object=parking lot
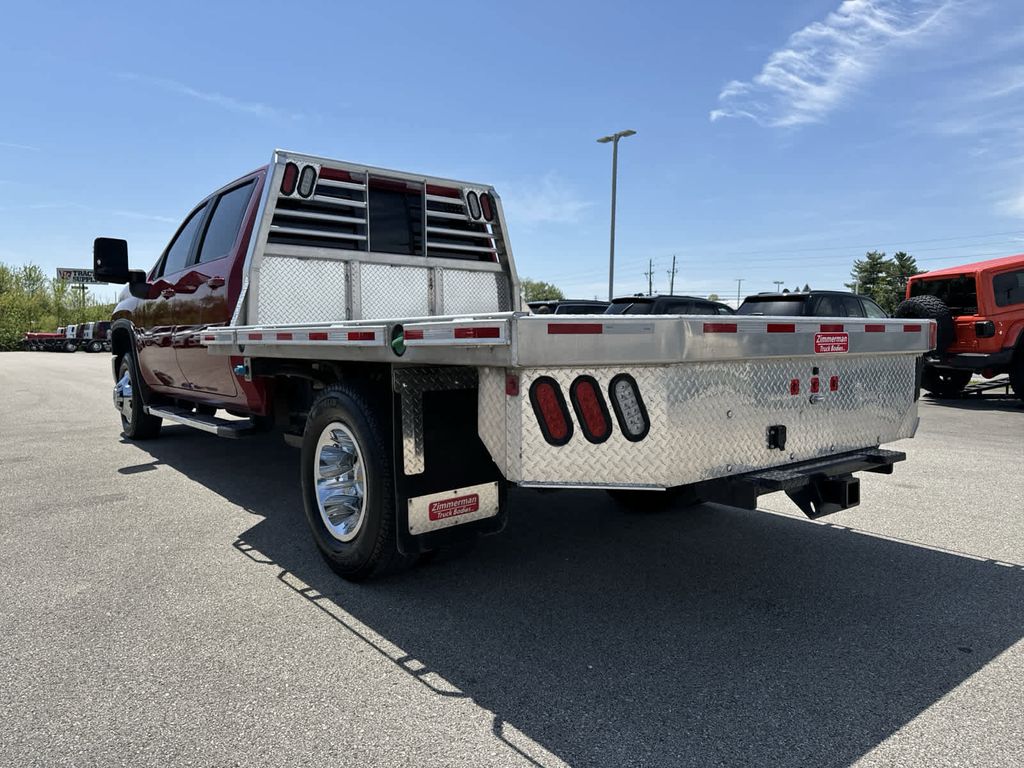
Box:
[1,351,1022,767]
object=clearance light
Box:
[570,376,612,444]
[280,162,299,195]
[529,377,573,446]
[609,373,649,441]
[297,165,317,198]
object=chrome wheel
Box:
[114,369,133,423]
[314,421,367,542]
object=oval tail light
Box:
[570,376,612,444]
[280,162,299,195]
[297,165,317,198]
[467,190,482,220]
[529,377,573,446]
[479,192,495,221]
[609,374,649,441]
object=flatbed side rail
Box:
[207,313,934,367]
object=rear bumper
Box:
[932,348,1014,372]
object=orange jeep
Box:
[897,254,1024,400]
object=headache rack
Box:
[235,150,520,327]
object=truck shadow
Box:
[922,393,1024,412]
[131,426,1024,768]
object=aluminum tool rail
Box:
[205,313,936,366]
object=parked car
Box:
[605,294,735,315]
[737,290,888,318]
[896,253,1024,399]
[528,299,609,314]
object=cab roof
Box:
[913,253,1024,279]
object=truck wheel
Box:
[1010,357,1024,402]
[895,295,954,353]
[88,340,104,353]
[300,385,404,581]
[116,356,162,439]
[920,366,971,397]
[63,341,77,353]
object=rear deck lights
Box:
[479,192,495,221]
[529,377,573,446]
[608,373,649,441]
[280,162,299,195]
[297,165,317,198]
[569,376,612,444]
[467,191,482,220]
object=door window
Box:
[812,295,842,316]
[841,296,866,317]
[993,269,1024,307]
[159,204,209,277]
[197,181,256,264]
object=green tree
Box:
[886,251,921,308]
[802,283,811,292]
[707,293,720,301]
[521,278,565,302]
[846,250,892,309]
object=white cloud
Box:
[0,141,40,151]
[118,72,302,120]
[1000,190,1024,218]
[710,0,955,128]
[500,173,593,226]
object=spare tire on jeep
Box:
[894,294,953,353]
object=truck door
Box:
[173,177,260,397]
[137,202,209,390]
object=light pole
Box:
[597,129,636,301]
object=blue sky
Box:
[2,0,1024,304]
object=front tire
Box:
[116,356,162,439]
[921,366,972,397]
[300,384,404,581]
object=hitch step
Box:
[144,406,256,438]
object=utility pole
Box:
[667,254,677,295]
[735,278,744,307]
[644,258,655,296]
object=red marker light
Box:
[790,379,800,396]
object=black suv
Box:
[528,299,610,314]
[605,295,735,315]
[737,290,887,318]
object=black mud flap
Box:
[691,448,905,520]
[392,379,507,556]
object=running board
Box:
[144,406,256,438]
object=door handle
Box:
[206,276,225,289]
[161,288,175,299]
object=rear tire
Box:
[117,356,162,439]
[88,340,104,353]
[1010,356,1024,402]
[895,295,954,353]
[63,341,77,353]
[920,366,971,397]
[300,384,405,581]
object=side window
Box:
[841,296,866,317]
[716,305,733,315]
[197,181,256,264]
[993,269,1024,307]
[863,299,888,318]
[159,204,209,277]
[661,300,694,314]
[813,295,842,316]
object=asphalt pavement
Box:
[1,352,1022,767]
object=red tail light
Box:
[810,376,820,394]
[529,377,573,446]
[790,379,800,396]
[570,376,612,444]
[830,375,839,392]
[479,192,495,221]
[280,162,299,195]
[929,322,937,350]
